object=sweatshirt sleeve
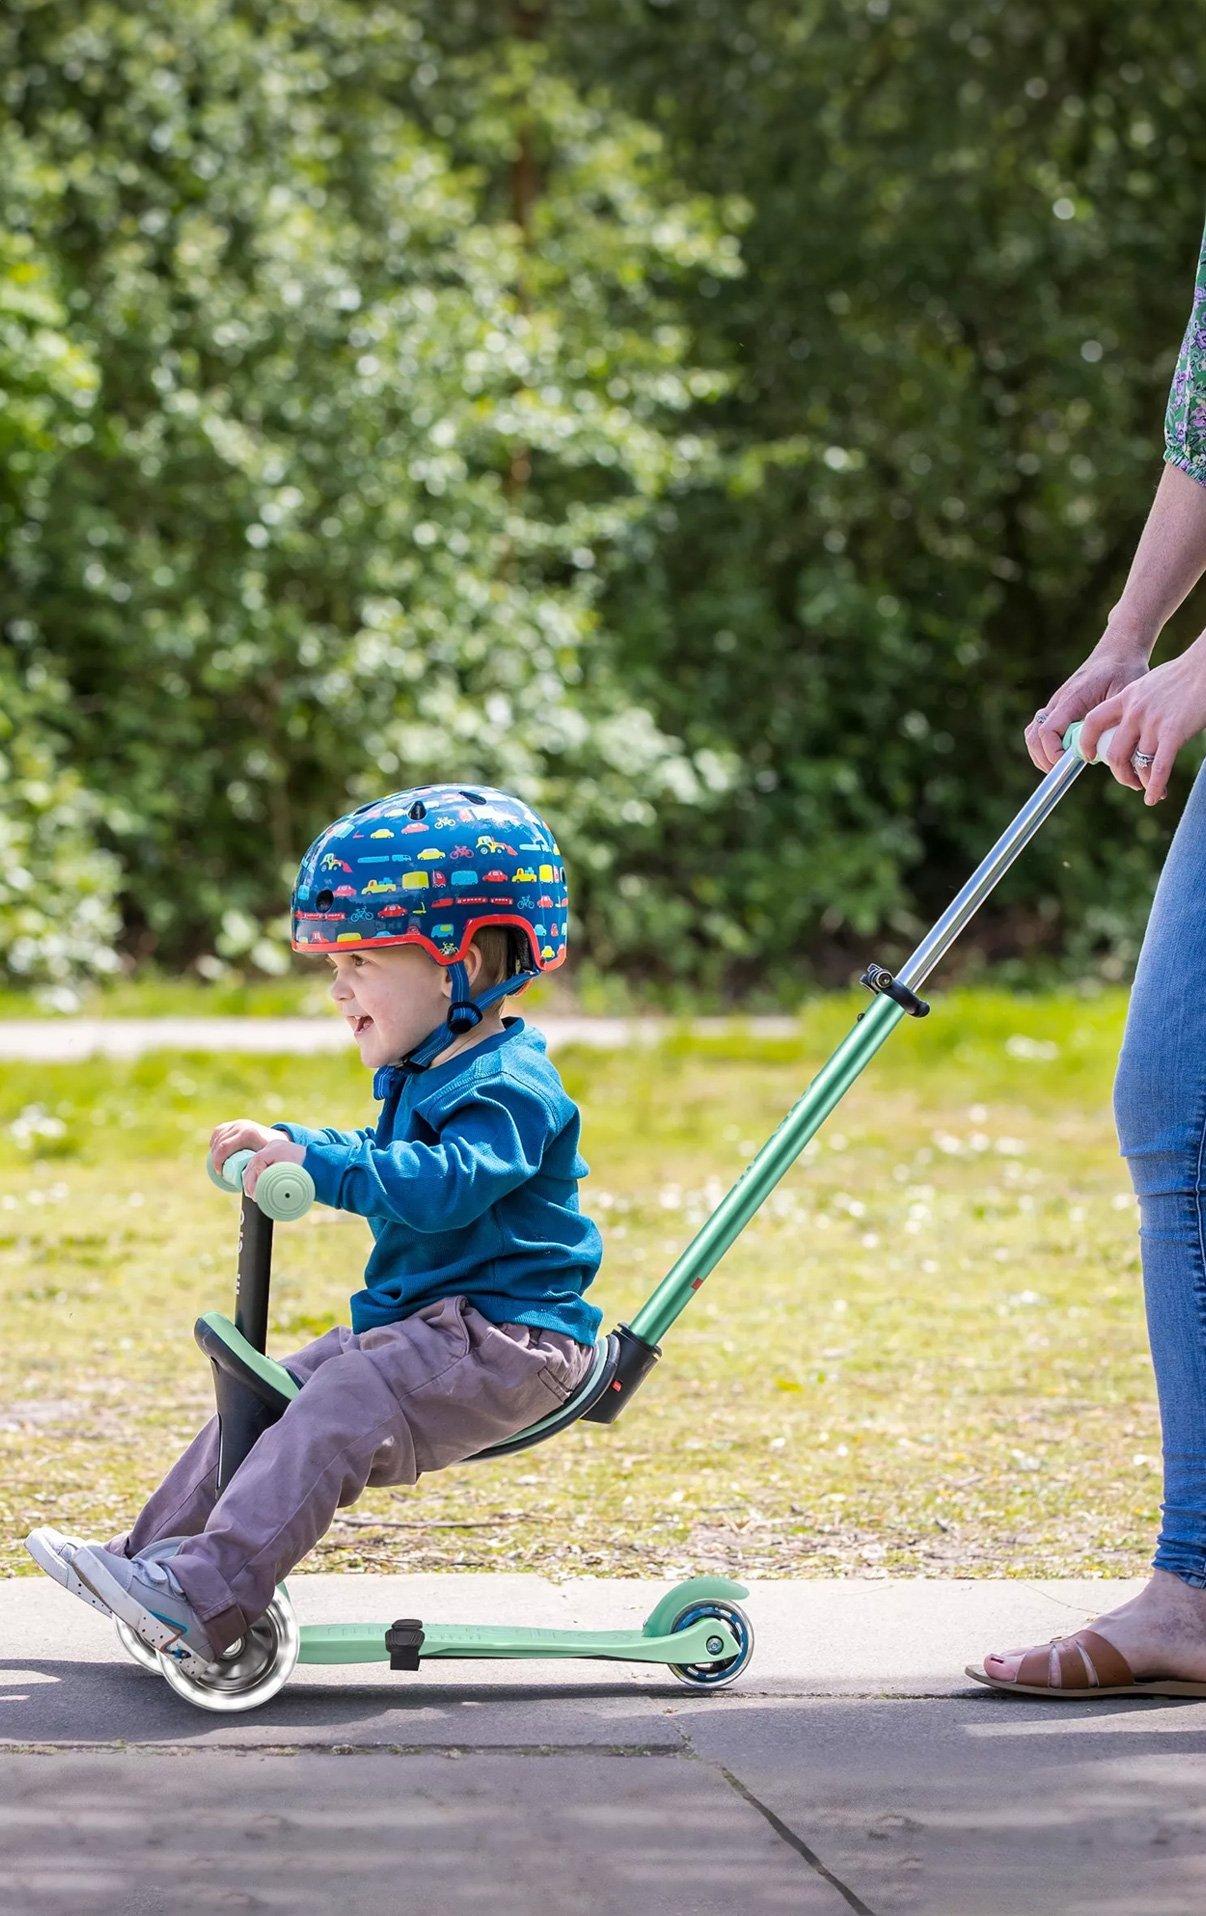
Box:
[272,1120,377,1150]
[297,1079,558,1231]
[1164,215,1206,487]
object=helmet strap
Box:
[445,959,483,1035]
[391,960,536,1075]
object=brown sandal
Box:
[966,1627,1206,1699]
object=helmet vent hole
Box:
[407,801,427,821]
[459,790,485,804]
[315,889,334,911]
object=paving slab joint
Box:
[719,1767,881,1916]
[672,1719,880,1915]
[0,1739,688,1759]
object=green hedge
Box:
[3,1,1204,1001]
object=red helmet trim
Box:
[291,912,564,972]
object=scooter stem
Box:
[895,720,1110,998]
[628,721,1114,1348]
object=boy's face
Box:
[325,945,474,1068]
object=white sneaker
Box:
[25,1528,112,1617]
[24,1528,188,1621]
[72,1544,217,1672]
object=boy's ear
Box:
[443,944,484,995]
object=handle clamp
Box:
[860,963,930,1018]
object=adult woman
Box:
[972,217,1206,1698]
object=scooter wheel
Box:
[114,1616,162,1673]
[666,1599,754,1690]
[156,1587,300,1713]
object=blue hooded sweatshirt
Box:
[273,1017,603,1345]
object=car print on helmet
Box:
[290,784,569,977]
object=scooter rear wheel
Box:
[667,1599,754,1690]
[114,1617,161,1673]
[156,1588,299,1713]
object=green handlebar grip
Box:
[205,1149,314,1221]
[1062,720,1118,765]
[255,1160,314,1221]
[207,1148,254,1192]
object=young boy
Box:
[26,784,603,1671]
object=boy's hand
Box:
[210,1119,306,1198]
[209,1119,283,1174]
[239,1135,307,1200]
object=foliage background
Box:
[4,0,1206,1005]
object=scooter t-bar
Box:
[627,721,1116,1351]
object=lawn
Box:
[1,987,1158,1583]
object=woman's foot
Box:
[980,1568,1206,1690]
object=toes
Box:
[984,1650,1023,1679]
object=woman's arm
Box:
[1028,219,1206,781]
[1027,464,1206,779]
[1105,461,1206,657]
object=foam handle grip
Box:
[207,1148,253,1192]
[1061,721,1117,765]
[205,1149,315,1220]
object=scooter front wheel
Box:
[667,1599,754,1690]
[157,1587,299,1713]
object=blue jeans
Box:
[1114,754,1206,1586]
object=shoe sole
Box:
[965,1663,1206,1698]
[25,1529,111,1618]
[72,1547,213,1676]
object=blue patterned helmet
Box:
[290,783,569,974]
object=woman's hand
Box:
[1024,633,1152,774]
[1079,637,1206,805]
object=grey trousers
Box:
[106,1295,594,1655]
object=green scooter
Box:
[117,719,1113,1711]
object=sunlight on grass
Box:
[1,987,1158,1582]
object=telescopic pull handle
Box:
[1062,721,1118,765]
[205,1149,315,1221]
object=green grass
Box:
[1,987,1159,1583]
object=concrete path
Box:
[4,1572,1203,1914]
[0,1014,800,1061]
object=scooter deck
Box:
[297,1615,742,1666]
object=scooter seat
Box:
[193,1312,303,1493]
[194,1311,301,1411]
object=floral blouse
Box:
[1165,216,1206,484]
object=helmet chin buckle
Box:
[448,1000,484,1035]
[390,962,533,1076]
